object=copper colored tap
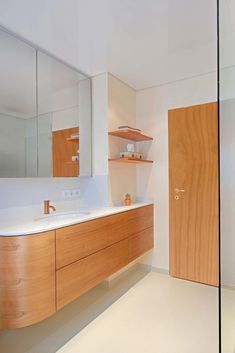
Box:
[44,200,56,214]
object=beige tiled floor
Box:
[57,272,219,353]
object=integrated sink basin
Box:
[35,211,91,222]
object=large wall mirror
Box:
[0,27,92,178]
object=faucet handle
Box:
[44,200,56,214]
[44,200,50,214]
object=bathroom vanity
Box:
[0,204,153,329]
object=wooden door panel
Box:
[52,127,79,177]
[169,102,219,286]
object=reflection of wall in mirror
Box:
[0,113,37,177]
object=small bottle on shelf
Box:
[124,193,132,206]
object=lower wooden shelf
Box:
[109,158,153,164]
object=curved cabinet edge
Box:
[0,231,56,329]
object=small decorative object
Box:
[124,193,132,206]
[120,151,143,159]
[119,143,143,160]
[127,143,135,152]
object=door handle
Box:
[174,188,185,193]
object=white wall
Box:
[91,73,109,177]
[136,72,217,271]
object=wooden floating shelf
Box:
[109,158,153,164]
[66,136,79,142]
[108,130,153,142]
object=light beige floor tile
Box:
[57,272,218,353]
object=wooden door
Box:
[52,127,79,177]
[168,102,219,286]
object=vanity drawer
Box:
[56,226,154,310]
[56,217,110,269]
[56,239,129,309]
[129,227,154,262]
[108,205,153,244]
[56,205,153,269]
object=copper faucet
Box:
[44,200,56,214]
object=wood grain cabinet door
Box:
[129,228,154,263]
[56,217,110,269]
[108,205,153,244]
[0,231,56,328]
[56,241,129,310]
[168,102,219,286]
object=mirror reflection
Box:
[38,52,85,177]
[0,30,37,177]
[0,29,92,178]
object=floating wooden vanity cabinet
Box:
[0,231,56,329]
[0,205,153,328]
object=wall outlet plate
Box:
[62,189,80,198]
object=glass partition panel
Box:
[219,1,235,352]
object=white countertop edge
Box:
[0,202,153,236]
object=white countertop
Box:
[0,202,153,236]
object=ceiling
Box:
[0,0,217,90]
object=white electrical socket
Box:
[62,190,70,198]
[62,189,80,199]
[73,189,80,197]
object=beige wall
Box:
[108,74,137,205]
